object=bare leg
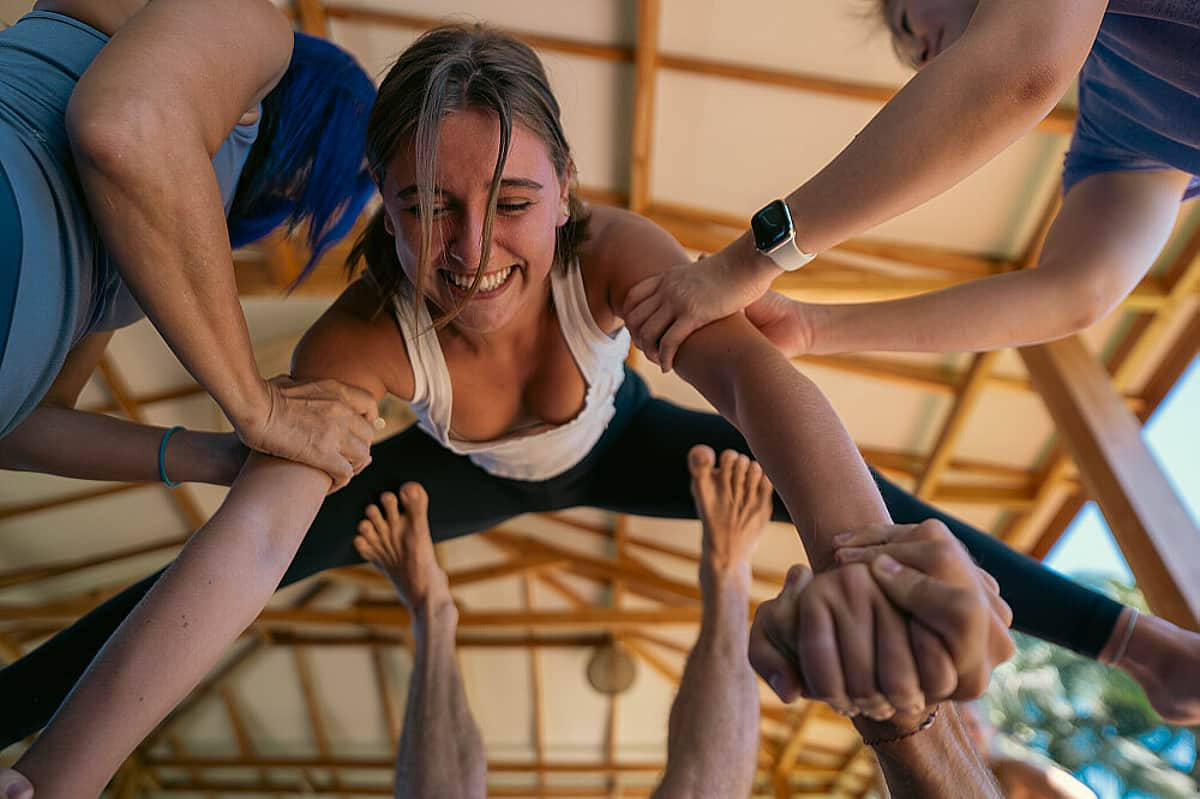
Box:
[1099,609,1200,725]
[652,447,775,799]
[354,483,487,799]
[0,767,33,799]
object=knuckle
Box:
[955,671,988,700]
[838,562,873,593]
[879,669,915,700]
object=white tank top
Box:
[392,259,630,481]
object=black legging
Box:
[0,368,1122,747]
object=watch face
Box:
[752,199,793,251]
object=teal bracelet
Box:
[158,425,184,488]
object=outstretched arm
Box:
[748,169,1192,358]
[624,0,1111,369]
[15,455,331,799]
[598,208,887,568]
[65,0,377,485]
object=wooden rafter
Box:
[629,0,661,213]
[1021,336,1200,628]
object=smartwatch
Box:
[751,199,816,272]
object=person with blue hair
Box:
[0,0,382,493]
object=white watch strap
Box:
[765,232,817,272]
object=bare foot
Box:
[1,768,33,799]
[688,446,775,579]
[1116,612,1200,725]
[353,483,452,614]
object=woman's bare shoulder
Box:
[293,279,414,402]
[578,204,690,319]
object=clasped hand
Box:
[624,254,814,371]
[749,519,1015,722]
[235,375,382,491]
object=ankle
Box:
[700,558,752,598]
[413,595,458,632]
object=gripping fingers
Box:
[797,597,853,715]
[658,318,696,373]
[910,621,958,702]
[832,523,919,550]
[750,605,806,703]
[623,293,661,347]
[622,274,662,319]
[872,595,924,717]
[748,564,813,703]
[338,381,382,426]
[641,304,680,367]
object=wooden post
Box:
[1020,336,1200,628]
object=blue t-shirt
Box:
[0,11,258,436]
[1063,1,1200,199]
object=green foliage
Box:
[984,575,1198,799]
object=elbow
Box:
[1008,61,1069,113]
[1043,272,1123,339]
[66,95,172,180]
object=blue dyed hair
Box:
[227,32,377,282]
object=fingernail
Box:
[373,417,387,430]
[833,532,852,545]
[876,554,902,574]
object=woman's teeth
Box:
[445,266,514,293]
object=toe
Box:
[688,444,716,477]
[400,481,429,518]
[353,531,377,564]
[381,491,402,531]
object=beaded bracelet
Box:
[862,704,940,747]
[158,425,184,488]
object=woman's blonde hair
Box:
[349,23,589,328]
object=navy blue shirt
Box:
[1064,1,1200,199]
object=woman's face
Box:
[380,107,570,334]
[885,0,979,68]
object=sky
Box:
[1046,355,1200,583]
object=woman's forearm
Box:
[69,125,270,426]
[676,317,889,570]
[15,454,329,799]
[806,268,1090,355]
[778,2,1102,257]
[65,0,293,428]
[0,406,243,485]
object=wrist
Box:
[163,429,219,484]
[855,704,940,747]
[219,374,272,435]
[724,230,785,291]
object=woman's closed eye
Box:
[497,199,534,214]
[404,203,450,219]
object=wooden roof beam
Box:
[1021,335,1200,628]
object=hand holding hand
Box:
[744,291,815,358]
[748,562,948,724]
[235,376,382,491]
[623,250,776,372]
[833,520,1016,700]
